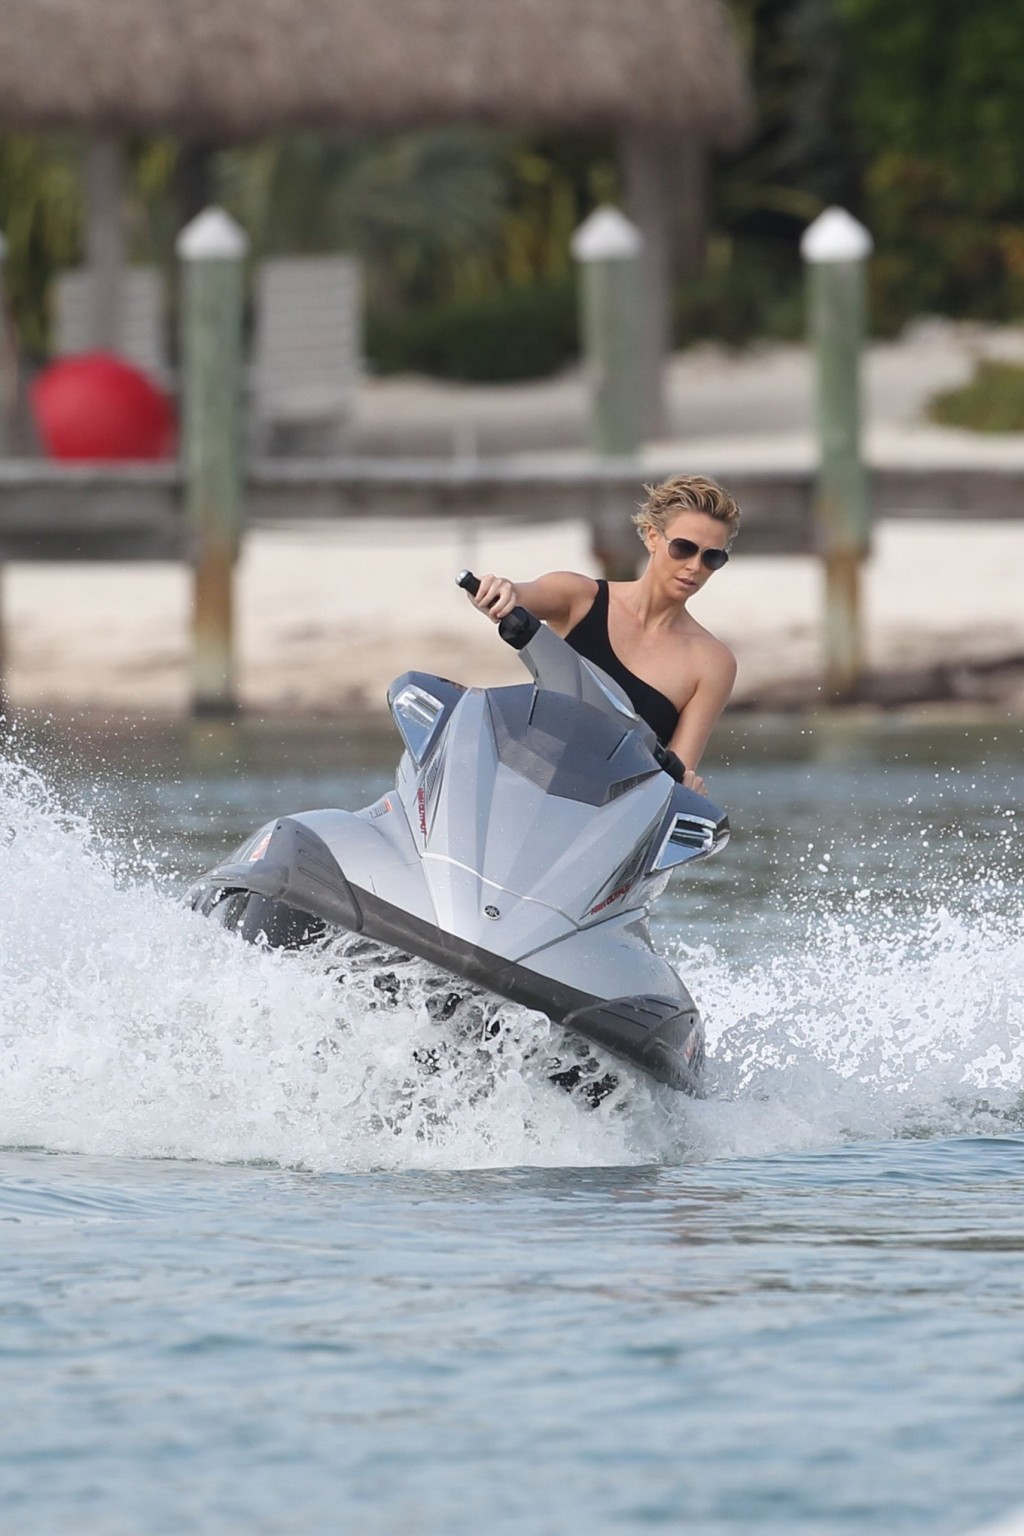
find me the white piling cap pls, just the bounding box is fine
[177,207,249,261]
[801,207,873,264]
[571,207,644,262]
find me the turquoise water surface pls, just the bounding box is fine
[1,712,1022,1534]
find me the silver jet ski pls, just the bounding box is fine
[187,572,729,1093]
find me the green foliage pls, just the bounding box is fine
[0,124,612,377]
[213,127,612,314]
[674,239,804,347]
[725,0,862,218]
[219,129,508,301]
[703,0,863,344]
[217,127,606,379]
[839,0,1024,328]
[366,277,578,382]
[714,0,1024,337]
[0,136,81,357]
[928,359,1024,433]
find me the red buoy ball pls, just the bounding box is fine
[31,352,176,461]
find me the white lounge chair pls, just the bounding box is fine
[53,266,169,382]
[251,254,362,456]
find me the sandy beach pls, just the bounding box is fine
[4,324,1024,717]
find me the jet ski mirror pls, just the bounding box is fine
[652,810,730,871]
[387,673,466,765]
[391,684,445,764]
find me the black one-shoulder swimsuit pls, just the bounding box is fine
[563,580,680,747]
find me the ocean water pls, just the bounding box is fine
[1,710,1023,1535]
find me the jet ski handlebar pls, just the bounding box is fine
[457,569,688,784]
[456,569,540,651]
[654,745,686,784]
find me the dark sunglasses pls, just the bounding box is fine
[663,534,730,571]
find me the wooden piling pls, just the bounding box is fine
[176,207,248,716]
[801,207,874,701]
[571,208,646,579]
[0,228,8,459]
[0,228,8,709]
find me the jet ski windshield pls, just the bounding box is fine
[487,686,660,807]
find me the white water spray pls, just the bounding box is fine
[1,756,1021,1170]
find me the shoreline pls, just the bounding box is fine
[5,692,1021,748]
[4,516,1023,720]
[5,651,1022,726]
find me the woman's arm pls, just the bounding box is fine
[668,642,737,795]
[468,571,596,627]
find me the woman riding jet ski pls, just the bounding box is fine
[466,473,739,799]
[189,476,738,1093]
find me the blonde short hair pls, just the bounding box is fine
[632,474,741,548]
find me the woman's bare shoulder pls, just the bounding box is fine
[686,621,737,680]
[518,570,598,627]
[536,570,599,597]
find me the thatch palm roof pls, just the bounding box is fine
[0,0,751,145]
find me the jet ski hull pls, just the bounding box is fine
[189,815,705,1093]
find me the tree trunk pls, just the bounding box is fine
[665,138,708,285]
[622,128,708,439]
[85,135,125,352]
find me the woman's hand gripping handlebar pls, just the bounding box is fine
[456,570,687,783]
[456,569,540,651]
[653,745,687,784]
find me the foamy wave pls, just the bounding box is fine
[670,834,1024,1161]
[0,757,666,1169]
[1,754,1021,1170]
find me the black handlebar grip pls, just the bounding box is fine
[456,569,480,597]
[654,745,687,784]
[498,609,541,650]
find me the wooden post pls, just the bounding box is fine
[571,207,646,579]
[0,228,7,708]
[801,207,874,701]
[176,207,249,716]
[0,228,8,458]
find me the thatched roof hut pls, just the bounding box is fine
[1,0,752,429]
[0,0,750,145]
